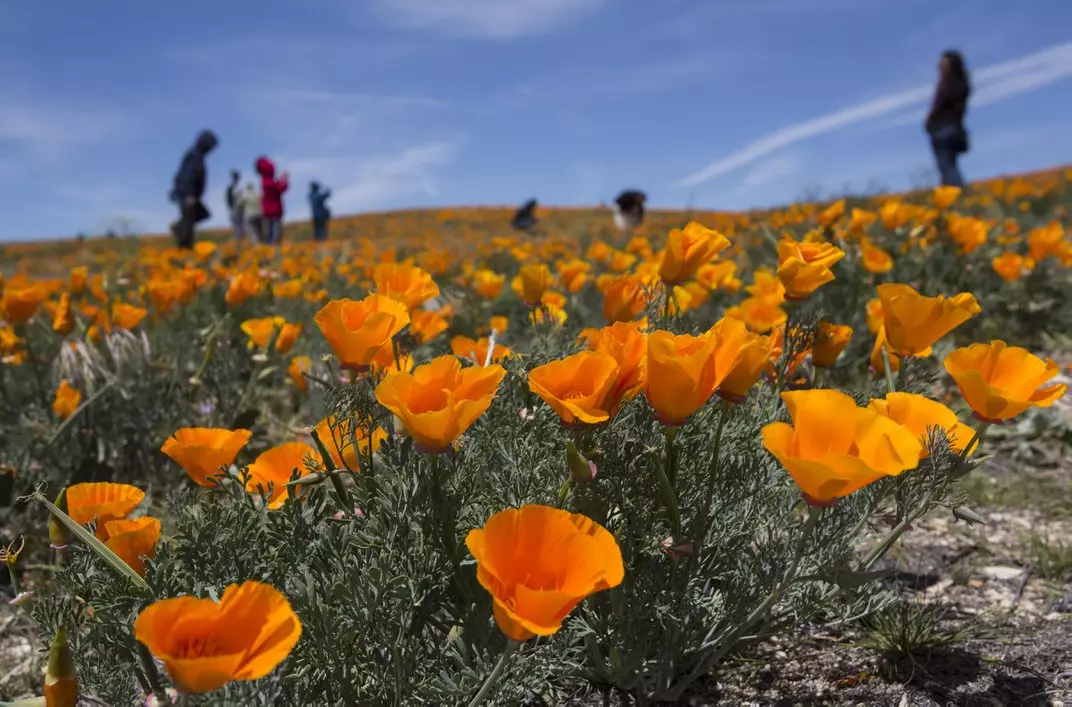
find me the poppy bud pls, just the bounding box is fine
[44,628,79,707]
[49,488,71,550]
[566,441,597,484]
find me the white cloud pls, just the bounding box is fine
[370,0,606,39]
[0,97,126,158]
[740,154,803,190]
[676,41,1072,188]
[283,140,463,213]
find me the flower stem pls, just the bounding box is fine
[691,408,728,551]
[467,640,519,707]
[880,345,896,394]
[656,428,682,539]
[135,642,168,703]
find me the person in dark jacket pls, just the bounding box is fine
[226,170,244,241]
[511,199,538,232]
[169,130,218,249]
[925,50,971,188]
[612,189,646,232]
[308,182,332,242]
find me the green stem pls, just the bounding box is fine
[654,432,682,540]
[880,345,896,394]
[691,408,728,550]
[136,642,168,702]
[6,561,20,596]
[311,429,354,514]
[467,640,519,707]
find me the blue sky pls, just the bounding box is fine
[1,0,1070,241]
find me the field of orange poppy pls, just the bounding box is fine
[1,167,1071,705]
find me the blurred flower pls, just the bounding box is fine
[375,355,506,454]
[991,251,1033,282]
[556,258,590,293]
[245,442,319,509]
[161,428,252,487]
[472,269,506,300]
[775,239,844,299]
[511,263,554,306]
[52,380,81,420]
[409,308,451,344]
[111,303,148,331]
[288,355,312,390]
[812,322,853,368]
[1027,222,1065,262]
[659,222,731,286]
[944,340,1067,423]
[225,271,262,307]
[241,316,285,349]
[450,335,512,365]
[133,581,302,693]
[817,199,846,227]
[66,482,145,526]
[314,295,410,372]
[877,283,980,356]
[602,274,649,323]
[69,266,89,295]
[374,262,440,311]
[762,390,921,504]
[868,392,975,459]
[861,244,893,274]
[2,285,46,324]
[465,505,623,641]
[52,293,74,335]
[932,185,961,210]
[725,296,787,334]
[101,516,160,576]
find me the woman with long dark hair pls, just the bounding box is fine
[925,50,971,187]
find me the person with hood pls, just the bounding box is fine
[511,198,538,232]
[226,170,243,240]
[169,130,218,249]
[308,182,333,242]
[237,183,263,244]
[925,49,971,187]
[612,189,646,232]
[255,156,289,245]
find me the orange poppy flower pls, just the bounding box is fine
[817,199,846,227]
[489,315,509,333]
[812,322,853,368]
[602,275,649,323]
[111,303,148,330]
[373,262,440,310]
[644,330,723,426]
[274,322,302,354]
[409,308,451,344]
[465,505,624,641]
[288,355,312,390]
[313,415,387,471]
[556,258,590,294]
[224,272,262,307]
[314,295,410,372]
[241,317,286,349]
[472,269,506,300]
[868,392,975,458]
[712,319,772,403]
[724,296,787,334]
[133,580,302,694]
[69,266,89,295]
[876,283,980,357]
[2,285,47,325]
[696,261,738,292]
[775,240,844,300]
[161,428,253,487]
[52,293,74,335]
[101,516,161,576]
[861,244,894,274]
[52,380,81,419]
[991,252,1032,283]
[658,222,731,286]
[450,335,513,365]
[932,185,961,210]
[511,263,554,306]
[866,298,884,334]
[761,390,922,504]
[66,482,145,526]
[375,355,506,454]
[529,351,627,425]
[272,279,304,299]
[146,278,182,314]
[245,442,319,509]
[583,320,647,404]
[944,341,1067,423]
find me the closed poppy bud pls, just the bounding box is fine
[932,185,961,210]
[529,350,623,426]
[373,262,440,310]
[511,263,554,306]
[602,275,649,323]
[134,581,302,694]
[49,488,72,550]
[314,295,410,372]
[868,392,975,459]
[52,380,80,420]
[645,330,722,426]
[111,303,148,331]
[101,516,161,576]
[944,340,1067,423]
[161,428,252,487]
[812,322,853,368]
[245,442,319,509]
[566,440,597,484]
[375,355,506,454]
[52,293,74,336]
[44,629,78,707]
[472,269,506,300]
[877,283,980,356]
[762,389,922,504]
[3,285,47,325]
[465,505,623,641]
[659,222,731,286]
[775,240,844,299]
[861,245,893,274]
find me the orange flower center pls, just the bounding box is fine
[174,635,218,659]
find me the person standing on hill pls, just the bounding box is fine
[169,130,218,249]
[926,50,971,188]
[511,199,538,232]
[226,170,244,241]
[308,182,333,242]
[238,182,263,244]
[255,156,289,245]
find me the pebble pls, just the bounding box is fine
[981,565,1025,580]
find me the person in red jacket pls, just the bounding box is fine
[255,156,289,244]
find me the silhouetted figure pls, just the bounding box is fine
[169,130,218,249]
[612,189,646,232]
[926,50,971,188]
[226,170,243,240]
[238,183,263,243]
[511,199,538,232]
[255,156,289,245]
[308,182,332,242]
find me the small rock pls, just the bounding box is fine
[981,565,1025,580]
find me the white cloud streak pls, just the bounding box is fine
[370,0,605,39]
[677,41,1072,188]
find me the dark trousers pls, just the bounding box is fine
[313,218,329,242]
[173,203,198,249]
[930,124,965,188]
